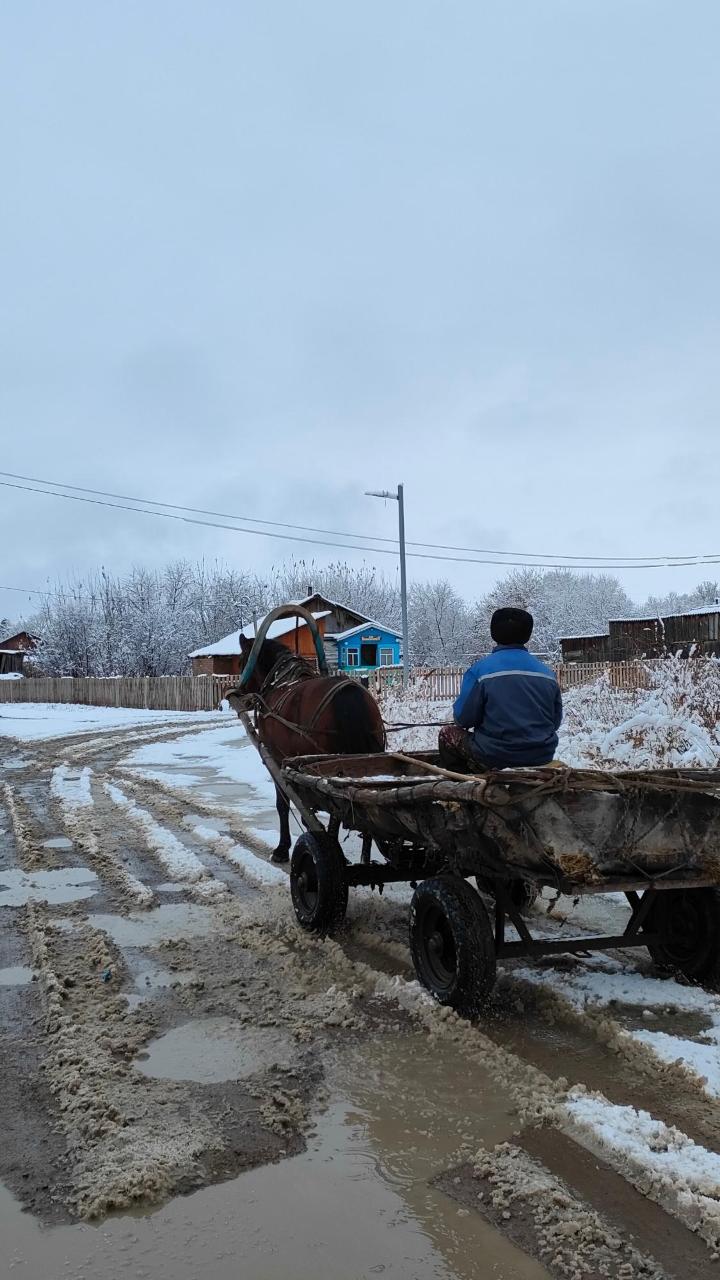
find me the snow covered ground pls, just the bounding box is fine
[122,723,275,802]
[0,702,229,742]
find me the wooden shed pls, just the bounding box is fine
[559,634,611,664]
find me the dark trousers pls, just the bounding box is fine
[437,726,497,773]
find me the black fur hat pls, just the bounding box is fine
[491,607,533,646]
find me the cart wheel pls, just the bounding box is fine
[646,888,720,983]
[409,876,496,1016]
[290,832,348,935]
[476,876,540,914]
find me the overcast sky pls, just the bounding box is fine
[2,1,720,626]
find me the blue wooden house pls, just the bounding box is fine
[332,620,403,674]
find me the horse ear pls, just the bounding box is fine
[240,634,251,653]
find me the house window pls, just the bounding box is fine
[345,649,359,667]
[379,648,395,666]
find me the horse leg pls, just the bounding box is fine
[272,785,291,863]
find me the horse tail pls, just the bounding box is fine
[333,682,385,754]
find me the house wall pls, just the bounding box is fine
[0,650,24,675]
[337,627,402,671]
[562,612,720,663]
[560,635,610,663]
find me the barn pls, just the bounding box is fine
[558,634,611,664]
[559,602,720,663]
[0,630,40,677]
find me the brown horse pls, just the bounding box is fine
[228,634,385,861]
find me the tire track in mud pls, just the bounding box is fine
[2,781,61,871]
[50,764,155,909]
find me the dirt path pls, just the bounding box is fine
[2,717,720,1278]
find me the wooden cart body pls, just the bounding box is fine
[278,751,720,1011]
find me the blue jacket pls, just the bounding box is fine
[453,645,562,767]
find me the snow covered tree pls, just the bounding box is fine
[408,580,473,665]
[471,569,635,660]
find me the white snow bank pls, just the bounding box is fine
[566,1090,720,1205]
[633,1027,720,1098]
[0,703,228,742]
[378,659,720,770]
[559,659,720,769]
[515,960,720,1098]
[378,693,453,752]
[50,764,94,809]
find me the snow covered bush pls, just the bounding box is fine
[379,690,453,752]
[379,658,720,769]
[559,659,720,769]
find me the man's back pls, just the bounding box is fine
[454,643,562,768]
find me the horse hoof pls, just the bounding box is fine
[271,849,290,865]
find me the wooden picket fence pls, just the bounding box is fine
[0,659,661,714]
[370,660,658,700]
[0,675,222,712]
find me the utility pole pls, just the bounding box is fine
[365,484,410,688]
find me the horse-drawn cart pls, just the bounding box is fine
[228,602,720,1016]
[281,751,720,1015]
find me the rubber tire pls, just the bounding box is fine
[409,876,496,1016]
[476,876,540,914]
[290,832,348,936]
[645,888,720,983]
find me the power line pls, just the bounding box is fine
[0,468,709,566]
[0,584,48,596]
[2,476,719,571]
[0,469,398,547]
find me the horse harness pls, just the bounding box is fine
[248,652,364,752]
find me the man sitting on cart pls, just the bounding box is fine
[438,607,562,773]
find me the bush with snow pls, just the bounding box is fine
[379,658,720,770]
[559,659,720,770]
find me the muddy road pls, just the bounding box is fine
[2,714,720,1279]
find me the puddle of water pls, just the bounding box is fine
[136,1018,293,1083]
[0,965,34,986]
[136,963,195,992]
[0,867,98,908]
[42,836,74,851]
[132,760,277,827]
[611,1004,713,1038]
[0,1088,547,1280]
[125,964,196,1008]
[156,882,185,894]
[89,903,214,948]
[183,814,229,834]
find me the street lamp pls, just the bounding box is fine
[365,484,410,688]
